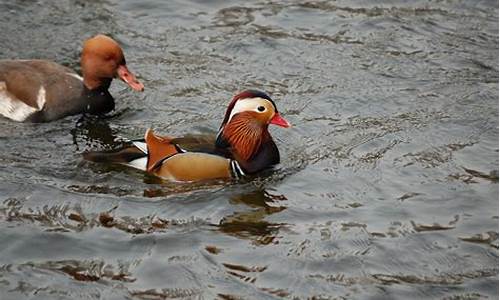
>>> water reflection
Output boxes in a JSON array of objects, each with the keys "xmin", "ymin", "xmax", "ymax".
[
  {"xmin": 71, "ymin": 115, "xmax": 121, "ymax": 152},
  {"xmin": 142, "ymin": 178, "xmax": 228, "ymax": 197},
  {"xmin": 1, "ymin": 0, "xmax": 497, "ymax": 298},
  {"xmin": 219, "ymin": 189, "xmax": 287, "ymax": 245}
]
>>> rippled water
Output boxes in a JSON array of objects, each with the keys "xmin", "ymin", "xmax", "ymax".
[{"xmin": 0, "ymin": 0, "xmax": 498, "ymax": 299}]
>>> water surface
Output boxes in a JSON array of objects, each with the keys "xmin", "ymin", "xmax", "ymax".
[{"xmin": 0, "ymin": 0, "xmax": 498, "ymax": 299}]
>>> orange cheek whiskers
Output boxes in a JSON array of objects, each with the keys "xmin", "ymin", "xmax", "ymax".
[{"xmin": 223, "ymin": 115, "xmax": 264, "ymax": 161}]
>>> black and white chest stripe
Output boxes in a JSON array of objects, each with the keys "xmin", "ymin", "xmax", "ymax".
[{"xmin": 230, "ymin": 160, "xmax": 245, "ymax": 179}]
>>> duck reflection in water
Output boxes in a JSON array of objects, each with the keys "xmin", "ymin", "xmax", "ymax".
[
  {"xmin": 71, "ymin": 114, "xmax": 124, "ymax": 152},
  {"xmin": 143, "ymin": 186, "xmax": 288, "ymax": 246},
  {"xmin": 218, "ymin": 189, "xmax": 287, "ymax": 246}
]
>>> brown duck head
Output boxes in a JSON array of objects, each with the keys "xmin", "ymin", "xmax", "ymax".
[{"xmin": 80, "ymin": 34, "xmax": 144, "ymax": 91}]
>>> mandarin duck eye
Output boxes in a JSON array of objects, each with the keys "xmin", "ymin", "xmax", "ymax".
[{"xmin": 257, "ymin": 106, "xmax": 266, "ymax": 112}]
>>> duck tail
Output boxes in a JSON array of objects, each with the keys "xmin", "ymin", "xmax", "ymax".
[{"xmin": 83, "ymin": 145, "xmax": 146, "ymax": 163}]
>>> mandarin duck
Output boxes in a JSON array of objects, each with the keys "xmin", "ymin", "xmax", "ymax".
[{"xmin": 84, "ymin": 90, "xmax": 291, "ymax": 182}]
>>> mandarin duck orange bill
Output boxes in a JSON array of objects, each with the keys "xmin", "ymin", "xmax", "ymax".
[
  {"xmin": 0, "ymin": 34, "xmax": 144, "ymax": 122},
  {"xmin": 84, "ymin": 90, "xmax": 291, "ymax": 182}
]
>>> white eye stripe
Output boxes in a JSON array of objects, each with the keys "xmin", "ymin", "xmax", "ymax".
[{"xmin": 228, "ymin": 97, "xmax": 272, "ymax": 122}]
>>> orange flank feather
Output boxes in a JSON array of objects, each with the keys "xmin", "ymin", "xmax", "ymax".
[
  {"xmin": 144, "ymin": 129, "xmax": 179, "ymax": 172},
  {"xmin": 154, "ymin": 153, "xmax": 232, "ymax": 182},
  {"xmin": 144, "ymin": 129, "xmax": 234, "ymax": 181}
]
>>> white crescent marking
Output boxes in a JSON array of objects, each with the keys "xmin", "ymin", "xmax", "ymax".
[
  {"xmin": 132, "ymin": 141, "xmax": 148, "ymax": 154},
  {"xmin": 124, "ymin": 157, "xmax": 147, "ymax": 171},
  {"xmin": 67, "ymin": 72, "xmax": 83, "ymax": 82},
  {"xmin": 36, "ymin": 85, "xmax": 46, "ymax": 110}
]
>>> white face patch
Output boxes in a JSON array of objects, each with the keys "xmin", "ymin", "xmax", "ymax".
[
  {"xmin": 0, "ymin": 82, "xmax": 45, "ymax": 122},
  {"xmin": 228, "ymin": 97, "xmax": 275, "ymax": 123}
]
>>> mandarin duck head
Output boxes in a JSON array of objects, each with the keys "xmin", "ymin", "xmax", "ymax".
[
  {"xmin": 216, "ymin": 90, "xmax": 290, "ymax": 163},
  {"xmin": 80, "ymin": 34, "xmax": 144, "ymax": 91}
]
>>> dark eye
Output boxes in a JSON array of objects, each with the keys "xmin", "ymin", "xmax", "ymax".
[{"xmin": 257, "ymin": 106, "xmax": 266, "ymax": 112}]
